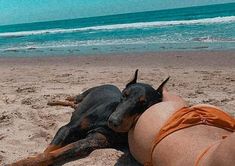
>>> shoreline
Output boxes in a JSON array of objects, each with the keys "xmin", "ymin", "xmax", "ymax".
[{"xmin": 0, "ymin": 50, "xmax": 235, "ymax": 68}]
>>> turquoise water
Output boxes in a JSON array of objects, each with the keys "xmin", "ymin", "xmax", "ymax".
[{"xmin": 0, "ymin": 3, "xmax": 235, "ymax": 57}]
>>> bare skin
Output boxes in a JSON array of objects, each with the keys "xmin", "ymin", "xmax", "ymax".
[{"xmin": 128, "ymin": 89, "xmax": 235, "ymax": 166}]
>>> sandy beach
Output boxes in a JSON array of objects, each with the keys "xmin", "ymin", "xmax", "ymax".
[{"xmin": 0, "ymin": 51, "xmax": 235, "ymax": 165}]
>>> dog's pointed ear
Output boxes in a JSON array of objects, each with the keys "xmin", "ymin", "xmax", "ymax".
[
  {"xmin": 156, "ymin": 76, "xmax": 170, "ymax": 93},
  {"xmin": 126, "ymin": 69, "xmax": 138, "ymax": 87}
]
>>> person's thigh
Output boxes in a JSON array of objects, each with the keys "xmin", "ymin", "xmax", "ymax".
[
  {"xmin": 201, "ymin": 132, "xmax": 235, "ymax": 166},
  {"xmin": 128, "ymin": 101, "xmax": 187, "ymax": 164}
]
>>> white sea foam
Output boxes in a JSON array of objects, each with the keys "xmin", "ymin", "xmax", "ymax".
[
  {"xmin": 192, "ymin": 36, "xmax": 235, "ymax": 42},
  {"xmin": 78, "ymin": 16, "xmax": 235, "ymax": 30},
  {"xmin": 0, "ymin": 16, "xmax": 235, "ymax": 38},
  {"xmin": 0, "ymin": 37, "xmax": 167, "ymax": 51},
  {"xmin": 1, "ymin": 34, "xmax": 234, "ymax": 52}
]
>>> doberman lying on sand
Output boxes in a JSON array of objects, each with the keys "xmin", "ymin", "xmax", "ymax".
[{"xmin": 10, "ymin": 70, "xmax": 169, "ymax": 166}]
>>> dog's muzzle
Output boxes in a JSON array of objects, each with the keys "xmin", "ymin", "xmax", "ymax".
[{"xmin": 108, "ymin": 116, "xmax": 122, "ymax": 129}]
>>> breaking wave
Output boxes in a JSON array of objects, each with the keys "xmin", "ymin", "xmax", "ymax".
[{"xmin": 1, "ymin": 16, "xmax": 235, "ymax": 38}]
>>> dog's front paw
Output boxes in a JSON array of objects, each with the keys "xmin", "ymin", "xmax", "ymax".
[{"xmin": 10, "ymin": 154, "xmax": 52, "ymax": 166}]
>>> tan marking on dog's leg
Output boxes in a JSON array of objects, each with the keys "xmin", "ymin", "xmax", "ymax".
[
  {"xmin": 80, "ymin": 118, "xmax": 90, "ymax": 130},
  {"xmin": 65, "ymin": 96, "xmax": 76, "ymax": 102},
  {"xmin": 9, "ymin": 153, "xmax": 52, "ymax": 166},
  {"xmin": 44, "ymin": 144, "xmax": 62, "ymax": 154},
  {"xmin": 47, "ymin": 100, "xmax": 75, "ymax": 108}
]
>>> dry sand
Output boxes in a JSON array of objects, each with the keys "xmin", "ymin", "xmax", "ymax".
[{"xmin": 0, "ymin": 51, "xmax": 234, "ymax": 165}]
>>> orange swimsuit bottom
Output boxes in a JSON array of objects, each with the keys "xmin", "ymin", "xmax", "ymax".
[{"xmin": 145, "ymin": 106, "xmax": 235, "ymax": 166}]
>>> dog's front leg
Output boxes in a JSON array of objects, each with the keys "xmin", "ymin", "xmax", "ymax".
[
  {"xmin": 9, "ymin": 132, "xmax": 110, "ymax": 166},
  {"xmin": 49, "ymin": 132, "xmax": 110, "ymax": 164}
]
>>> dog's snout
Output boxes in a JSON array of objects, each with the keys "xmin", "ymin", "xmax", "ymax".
[
  {"xmin": 109, "ymin": 120, "xmax": 119, "ymax": 128},
  {"xmin": 108, "ymin": 117, "xmax": 122, "ymax": 128}
]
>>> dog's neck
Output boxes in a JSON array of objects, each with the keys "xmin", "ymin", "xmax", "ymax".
[{"xmin": 131, "ymin": 114, "xmax": 142, "ymax": 129}]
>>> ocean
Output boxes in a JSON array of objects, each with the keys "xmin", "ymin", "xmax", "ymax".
[{"xmin": 0, "ymin": 3, "xmax": 235, "ymax": 57}]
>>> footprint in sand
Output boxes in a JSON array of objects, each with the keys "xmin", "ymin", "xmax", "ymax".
[
  {"xmin": 202, "ymin": 99, "xmax": 221, "ymax": 106},
  {"xmin": 28, "ymin": 129, "xmax": 50, "ymax": 141},
  {"xmin": 220, "ymin": 97, "xmax": 234, "ymax": 103},
  {"xmin": 187, "ymin": 92, "xmax": 198, "ymax": 99},
  {"xmin": 0, "ymin": 113, "xmax": 13, "ymax": 126},
  {"xmin": 21, "ymin": 97, "xmax": 44, "ymax": 109},
  {"xmin": 195, "ymin": 70, "xmax": 210, "ymax": 74},
  {"xmin": 16, "ymin": 87, "xmax": 37, "ymax": 93},
  {"xmin": 195, "ymin": 89, "xmax": 204, "ymax": 95},
  {"xmin": 2, "ymin": 95, "xmax": 17, "ymax": 104},
  {"xmin": 224, "ymin": 77, "xmax": 235, "ymax": 82},
  {"xmin": 21, "ymin": 97, "xmax": 34, "ymax": 105},
  {"xmin": 0, "ymin": 134, "xmax": 7, "ymax": 140},
  {"xmin": 56, "ymin": 73, "xmax": 72, "ymax": 77},
  {"xmin": 0, "ymin": 154, "xmax": 4, "ymax": 164}
]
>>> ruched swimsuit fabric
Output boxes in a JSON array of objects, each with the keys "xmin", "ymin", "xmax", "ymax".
[{"xmin": 145, "ymin": 106, "xmax": 235, "ymax": 166}]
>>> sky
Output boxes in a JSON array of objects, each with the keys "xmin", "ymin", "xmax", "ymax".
[{"xmin": 0, "ymin": 0, "xmax": 234, "ymax": 25}]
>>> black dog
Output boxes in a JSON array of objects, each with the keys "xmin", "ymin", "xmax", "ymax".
[
  {"xmin": 108, "ymin": 69, "xmax": 170, "ymax": 132},
  {"xmin": 11, "ymin": 84, "xmax": 126, "ymax": 166},
  {"xmin": 11, "ymin": 70, "xmax": 169, "ymax": 166}
]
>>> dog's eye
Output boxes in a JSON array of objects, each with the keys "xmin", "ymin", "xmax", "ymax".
[
  {"xmin": 139, "ymin": 96, "xmax": 147, "ymax": 104},
  {"xmin": 121, "ymin": 94, "xmax": 128, "ymax": 101},
  {"xmin": 123, "ymin": 91, "xmax": 130, "ymax": 97}
]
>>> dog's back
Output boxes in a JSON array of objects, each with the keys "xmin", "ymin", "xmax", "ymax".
[{"xmin": 76, "ymin": 84, "xmax": 121, "ymax": 114}]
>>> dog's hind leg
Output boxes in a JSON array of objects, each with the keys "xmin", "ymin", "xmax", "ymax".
[
  {"xmin": 47, "ymin": 100, "xmax": 76, "ymax": 108},
  {"xmin": 48, "ymin": 87, "xmax": 98, "ymax": 108},
  {"xmin": 10, "ymin": 132, "xmax": 110, "ymax": 166},
  {"xmin": 65, "ymin": 96, "xmax": 76, "ymax": 102},
  {"xmin": 73, "ymin": 86, "xmax": 97, "ymax": 104}
]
